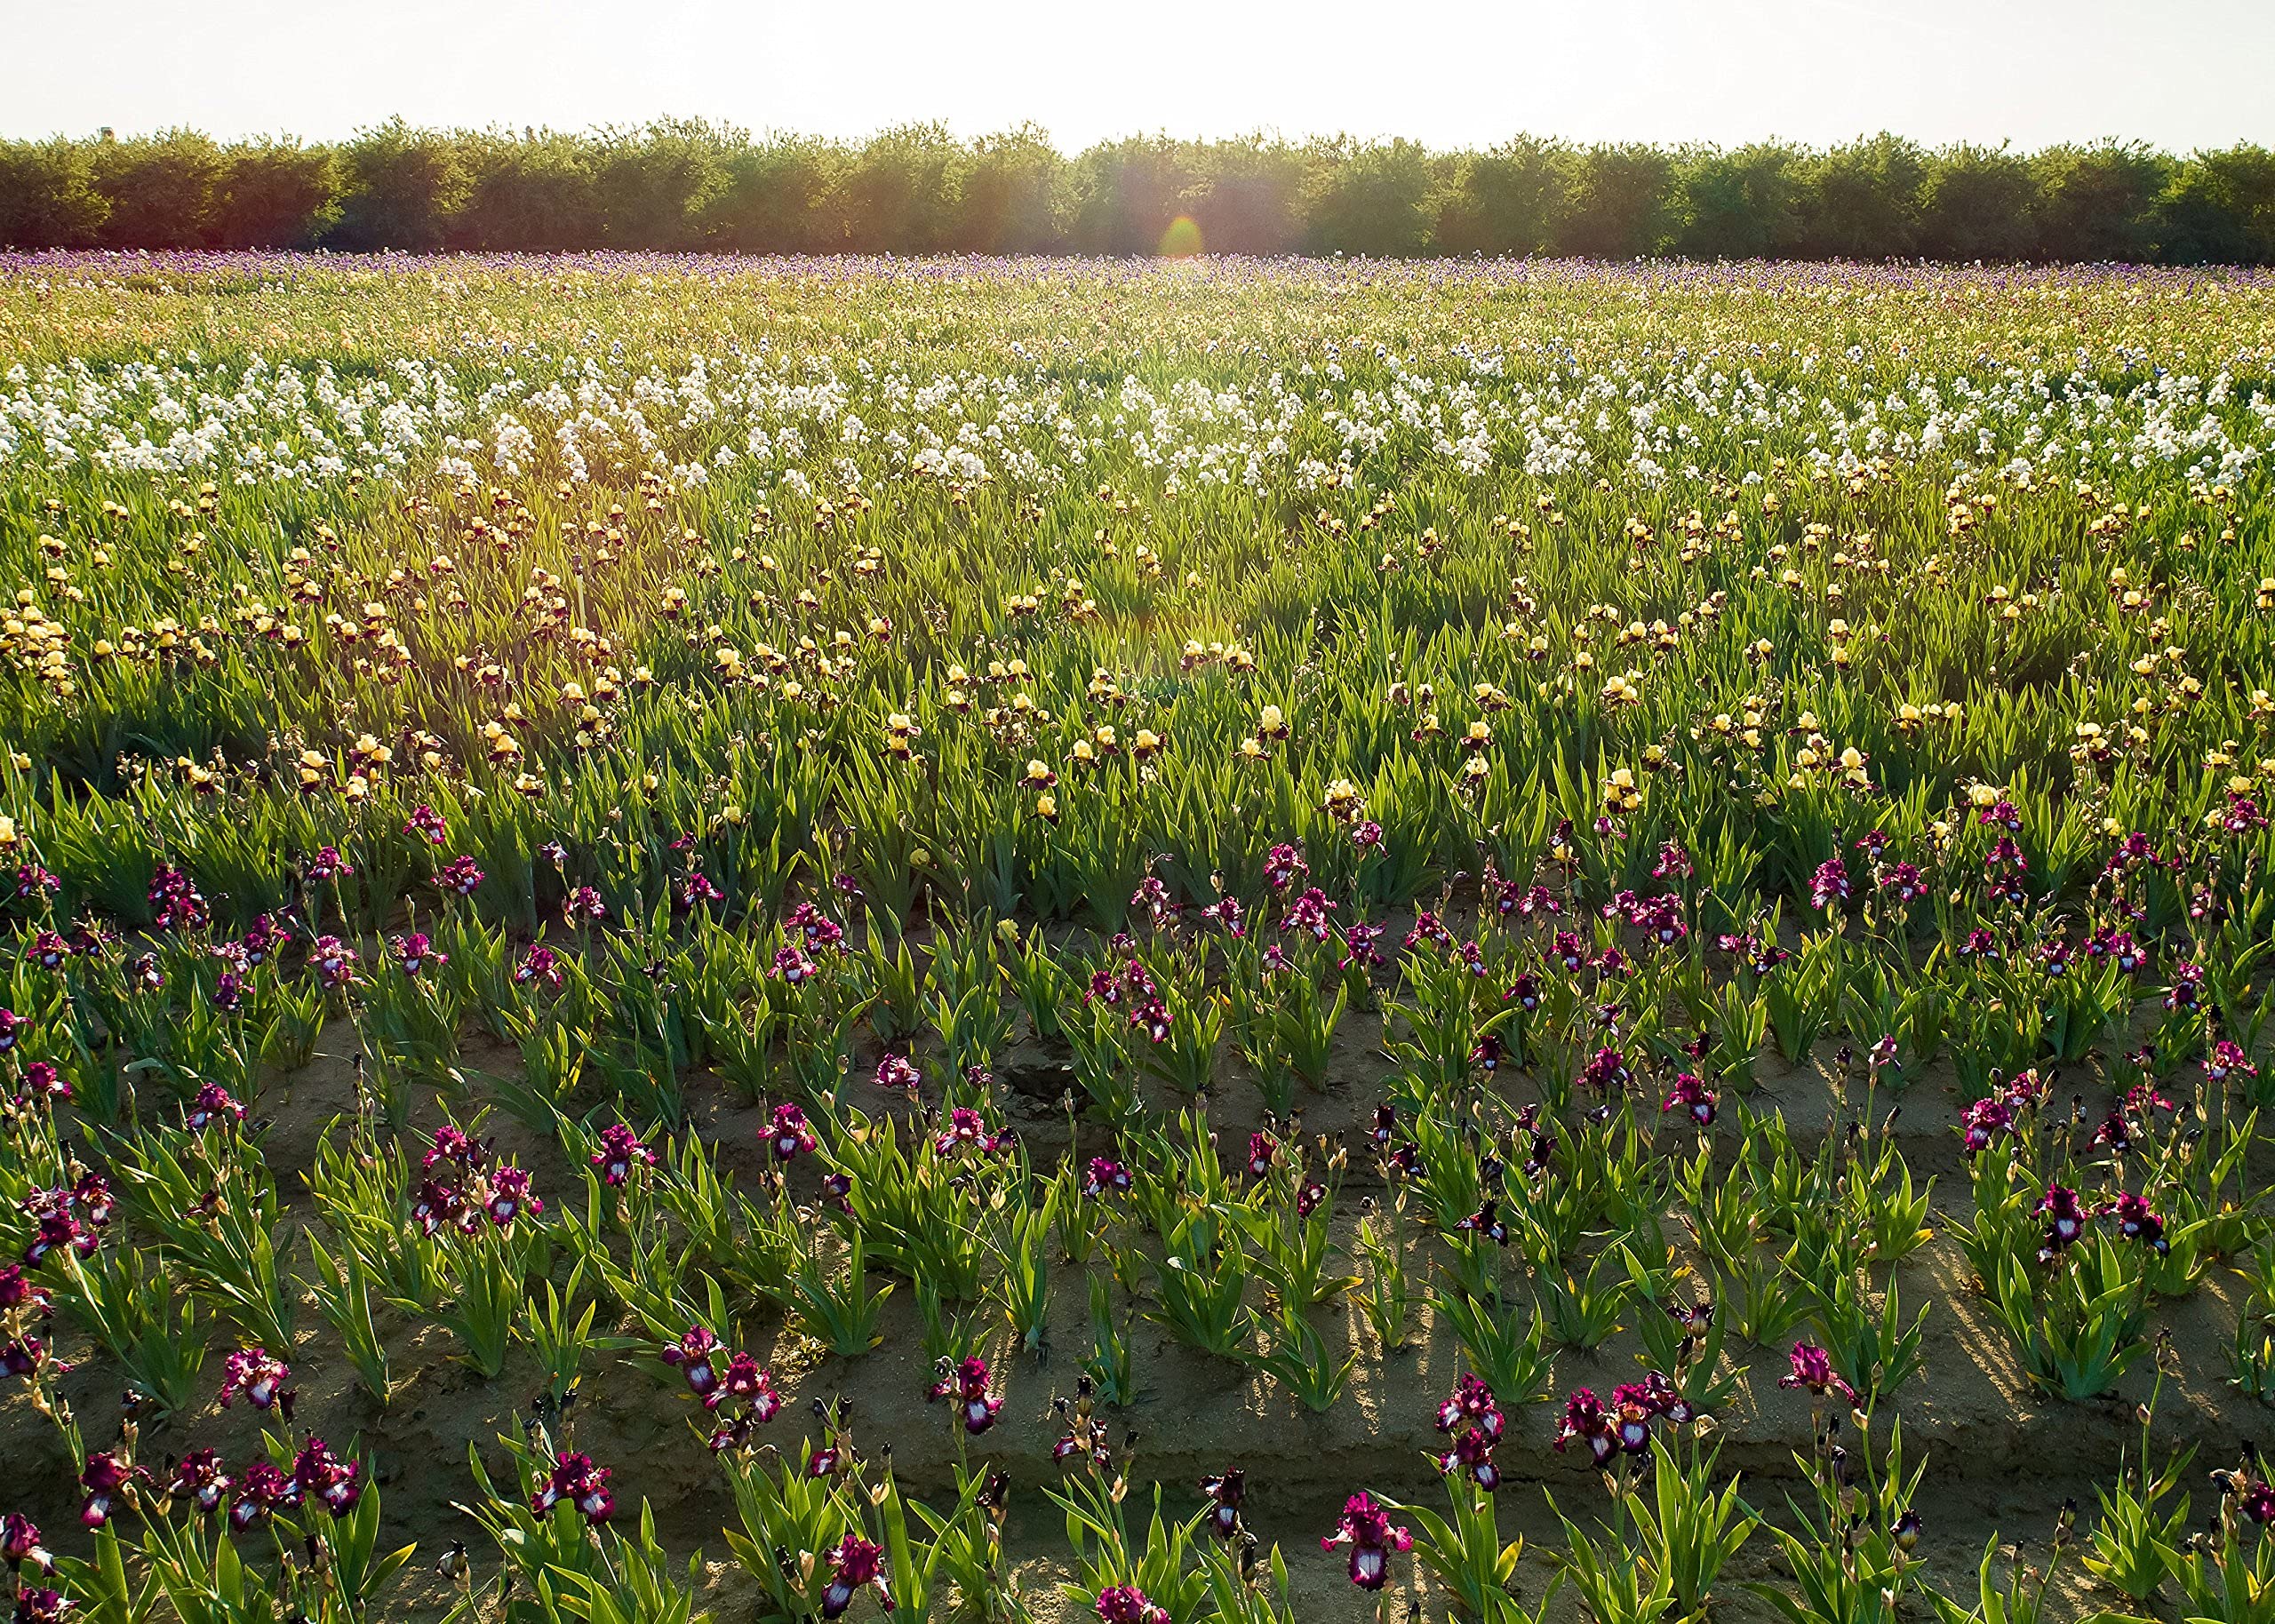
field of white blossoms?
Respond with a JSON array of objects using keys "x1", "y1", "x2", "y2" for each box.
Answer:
[{"x1": 0, "y1": 251, "x2": 2272, "y2": 1624}]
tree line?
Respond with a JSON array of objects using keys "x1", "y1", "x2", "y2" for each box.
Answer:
[{"x1": 3, "y1": 119, "x2": 2272, "y2": 261}]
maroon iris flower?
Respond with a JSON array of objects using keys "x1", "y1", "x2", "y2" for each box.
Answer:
[
  {"x1": 2205, "y1": 1040, "x2": 2256, "y2": 1085},
  {"x1": 591, "y1": 1123, "x2": 656, "y2": 1187},
  {"x1": 79, "y1": 1452, "x2": 147, "y2": 1528},
  {"x1": 820, "y1": 1534, "x2": 891, "y2": 1619},
  {"x1": 12, "y1": 1587, "x2": 67, "y2": 1624},
  {"x1": 1096, "y1": 1585, "x2": 1170, "y2": 1624},
  {"x1": 230, "y1": 1461, "x2": 301, "y2": 1530},
  {"x1": 1053, "y1": 1414, "x2": 1109, "y2": 1469},
  {"x1": 186, "y1": 1082, "x2": 244, "y2": 1132},
  {"x1": 1960, "y1": 1095, "x2": 2016, "y2": 1155},
  {"x1": 1436, "y1": 1373, "x2": 1505, "y2": 1438},
  {"x1": 1779, "y1": 1341, "x2": 1859, "y2": 1404},
  {"x1": 928, "y1": 1356, "x2": 1001, "y2": 1435},
  {"x1": 1456, "y1": 1200, "x2": 1509, "y2": 1246},
  {"x1": 1321, "y1": 1492, "x2": 1411, "y2": 1590},
  {"x1": 168, "y1": 1450, "x2": 231, "y2": 1516},
  {"x1": 0, "y1": 1267, "x2": 46, "y2": 1315},
  {"x1": 1554, "y1": 1388, "x2": 1618, "y2": 1466},
  {"x1": 516, "y1": 944, "x2": 563, "y2": 990},
  {"x1": 661, "y1": 1326, "x2": 721, "y2": 1399},
  {"x1": 531, "y1": 1453, "x2": 613, "y2": 1524},
  {"x1": 1263, "y1": 843, "x2": 1308, "y2": 891},
  {"x1": 1435, "y1": 1374, "x2": 1506, "y2": 1489},
  {"x1": 2104, "y1": 1191, "x2": 2168, "y2": 1254},
  {"x1": 1579, "y1": 1047, "x2": 1632, "y2": 1094},
  {"x1": 291, "y1": 1437, "x2": 363, "y2": 1517},
  {"x1": 773, "y1": 941, "x2": 818, "y2": 983},
  {"x1": 1663, "y1": 1071, "x2": 1717, "y2": 1126},
  {"x1": 934, "y1": 1108, "x2": 1002, "y2": 1155},
  {"x1": 391, "y1": 932, "x2": 446, "y2": 975},
  {"x1": 219, "y1": 1347, "x2": 292, "y2": 1412},
  {"x1": 1198, "y1": 1469, "x2": 1246, "y2": 1539},
  {"x1": 1, "y1": 1513, "x2": 52, "y2": 1573},
  {"x1": 308, "y1": 935, "x2": 358, "y2": 989},
  {"x1": 2036, "y1": 1183, "x2": 2089, "y2": 1262},
  {"x1": 711, "y1": 1353, "x2": 779, "y2": 1417},
  {"x1": 767, "y1": 1103, "x2": 816, "y2": 1161},
  {"x1": 484, "y1": 1163, "x2": 541, "y2": 1227}
]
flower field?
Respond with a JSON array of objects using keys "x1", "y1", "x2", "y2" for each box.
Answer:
[{"x1": 0, "y1": 251, "x2": 2273, "y2": 1623}]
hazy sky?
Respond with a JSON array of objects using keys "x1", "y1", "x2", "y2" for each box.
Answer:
[{"x1": 4, "y1": 0, "x2": 2270, "y2": 152}]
